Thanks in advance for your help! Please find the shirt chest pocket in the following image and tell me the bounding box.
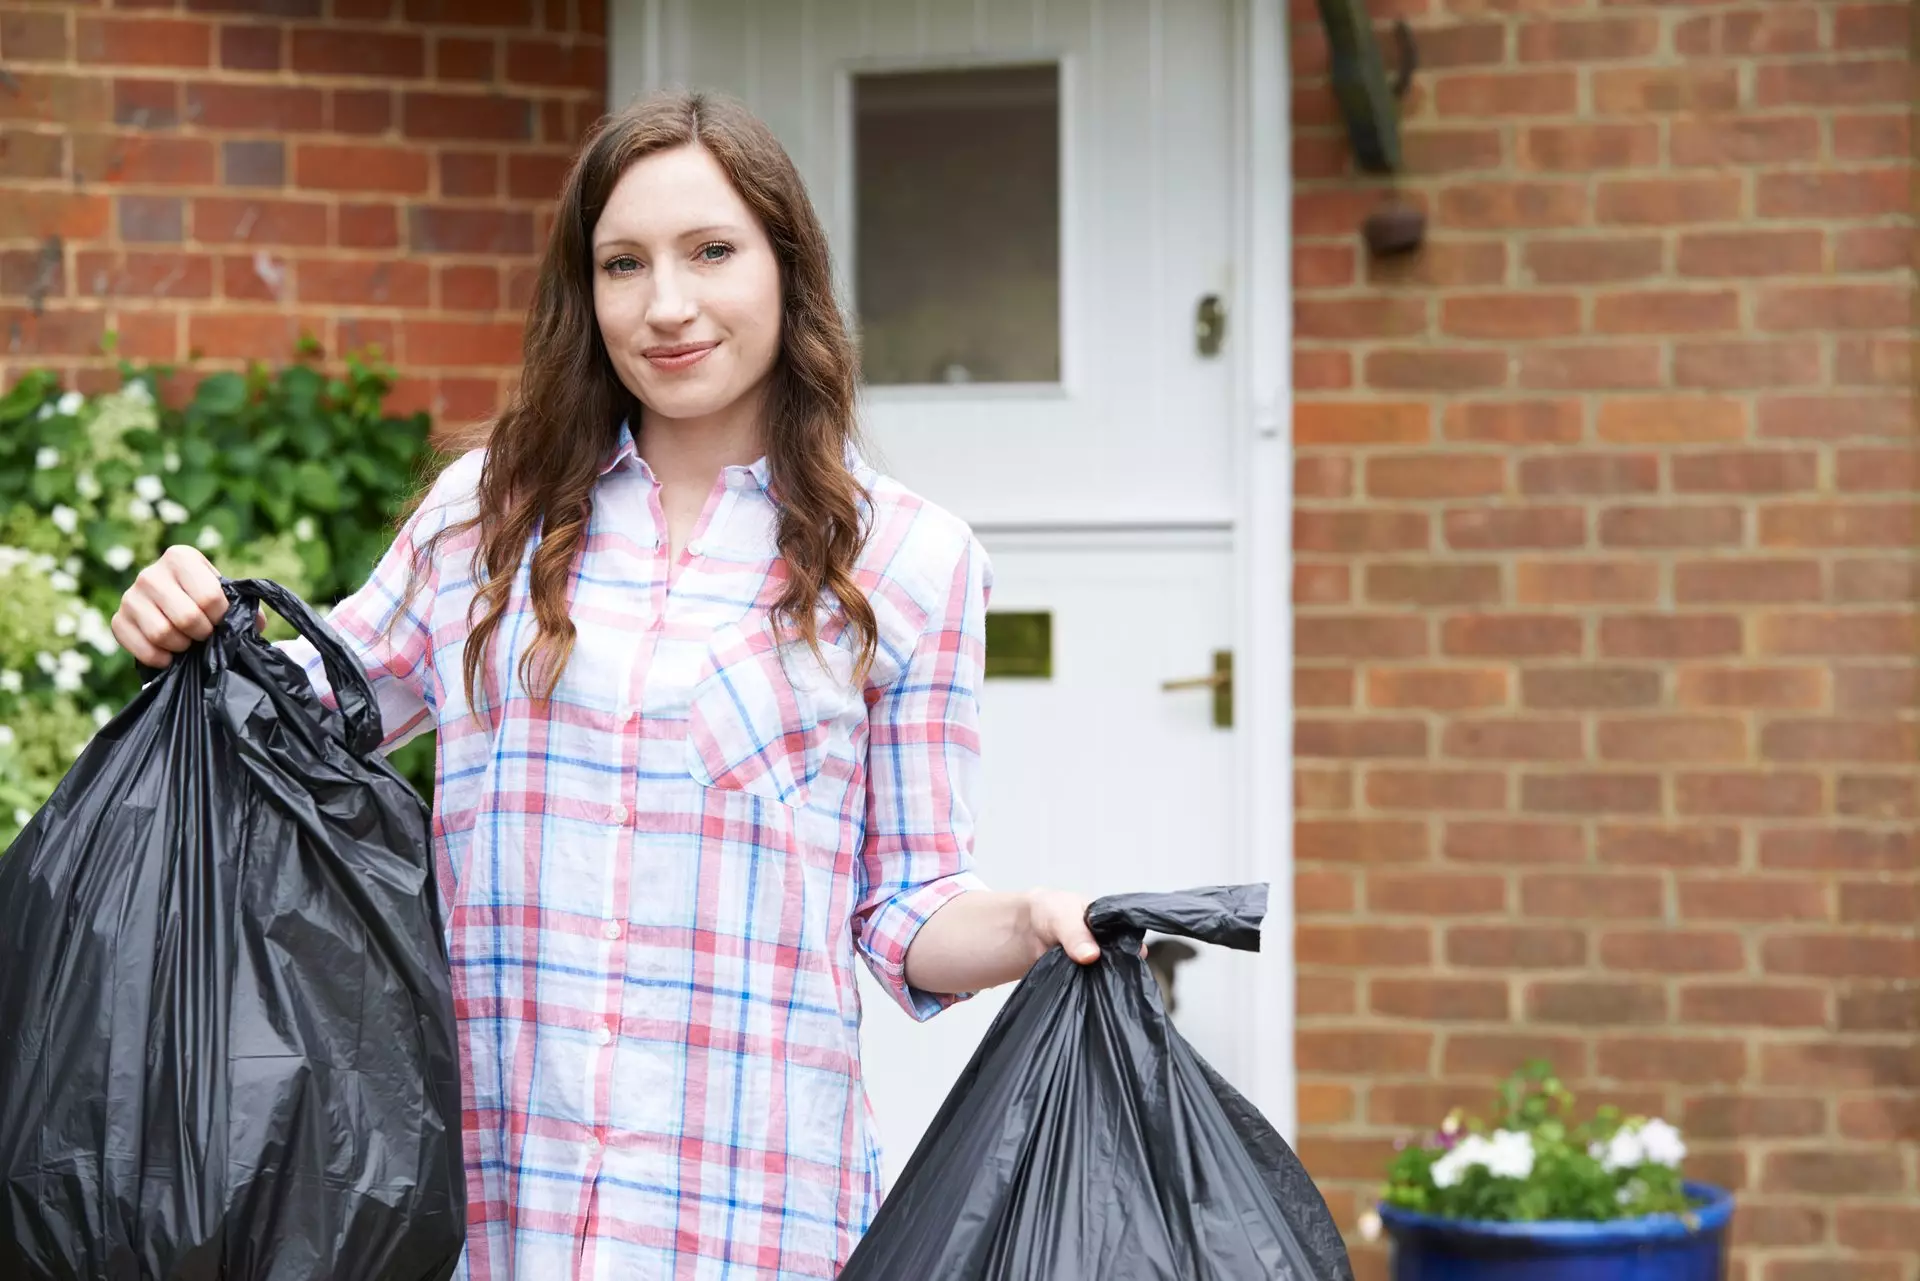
[684,621,860,810]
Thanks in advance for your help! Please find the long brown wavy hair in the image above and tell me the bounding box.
[412,91,876,712]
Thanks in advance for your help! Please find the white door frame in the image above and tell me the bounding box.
[607,0,1296,1141]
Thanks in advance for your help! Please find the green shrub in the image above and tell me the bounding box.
[0,343,441,845]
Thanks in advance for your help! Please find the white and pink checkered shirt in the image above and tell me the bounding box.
[281,419,990,1280]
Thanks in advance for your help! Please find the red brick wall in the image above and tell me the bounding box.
[1289,1,1916,1278]
[0,0,605,425]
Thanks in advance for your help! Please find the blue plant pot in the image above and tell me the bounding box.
[1379,1182,1734,1281]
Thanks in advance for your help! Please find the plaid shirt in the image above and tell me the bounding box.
[280,421,990,1280]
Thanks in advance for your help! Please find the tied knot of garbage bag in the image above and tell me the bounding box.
[842,882,1355,1281]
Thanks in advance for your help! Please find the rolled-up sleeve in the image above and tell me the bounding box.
[851,531,993,1020]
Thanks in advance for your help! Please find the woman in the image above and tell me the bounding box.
[110,91,1101,1280]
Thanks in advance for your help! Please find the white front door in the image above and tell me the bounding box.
[614,0,1263,1185]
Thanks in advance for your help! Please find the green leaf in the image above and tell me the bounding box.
[194,372,248,417]
[169,469,219,510]
[293,460,343,511]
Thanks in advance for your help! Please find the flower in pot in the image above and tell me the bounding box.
[1361,1061,1734,1280]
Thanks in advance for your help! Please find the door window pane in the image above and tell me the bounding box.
[852,64,1061,386]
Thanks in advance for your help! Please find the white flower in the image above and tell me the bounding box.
[0,669,20,693]
[124,381,154,406]
[53,668,82,693]
[63,557,81,575]
[1432,1130,1536,1190]
[157,500,189,525]
[293,516,317,543]
[91,704,112,729]
[11,809,28,827]
[195,526,223,551]
[127,498,155,522]
[1593,1129,1645,1174]
[56,391,84,416]
[1637,1119,1686,1169]
[54,613,76,637]
[76,608,116,655]
[133,475,165,503]
[103,545,135,572]
[0,725,13,749]
[35,404,53,422]
[162,450,181,473]
[35,446,61,470]
[34,652,56,675]
[1357,1210,1382,1244]
[75,471,102,500]
[50,505,77,535]
[49,571,78,593]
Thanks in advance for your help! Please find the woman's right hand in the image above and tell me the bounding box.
[110,545,230,669]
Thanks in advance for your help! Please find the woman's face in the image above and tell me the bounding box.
[591,144,783,430]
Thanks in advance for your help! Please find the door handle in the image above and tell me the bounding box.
[1161,649,1233,729]
[1195,294,1226,357]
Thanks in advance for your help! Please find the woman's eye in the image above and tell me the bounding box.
[604,255,640,276]
[697,242,734,264]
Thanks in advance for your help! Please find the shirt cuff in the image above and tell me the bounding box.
[858,871,990,1021]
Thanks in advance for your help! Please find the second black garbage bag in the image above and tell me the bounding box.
[0,579,466,1281]
[840,883,1354,1281]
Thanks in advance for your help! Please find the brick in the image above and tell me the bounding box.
[1523,236,1661,285]
[1295,1084,1354,1127]
[1600,505,1743,548]
[1520,122,1658,171]
[1296,719,1429,759]
[1293,244,1355,290]
[1600,825,1741,868]
[1295,766,1353,813]
[1366,240,1508,289]
[1522,345,1665,392]
[1442,294,1580,340]
[1837,1207,1920,1253]
[1522,667,1659,710]
[1293,563,1350,605]
[1592,66,1739,114]
[435,36,499,82]
[1762,827,1915,873]
[403,318,523,367]
[1676,230,1824,280]
[1516,560,1659,605]
[1,10,68,61]
[1444,507,1585,551]
[1597,396,1747,444]
[1443,400,1583,445]
[1294,456,1352,499]
[117,195,182,243]
[1433,70,1577,117]
[1297,297,1430,344]
[1758,169,1908,220]
[1296,975,1356,1019]
[1437,181,1586,230]
[339,203,399,250]
[1297,1030,1432,1075]
[1297,924,1434,968]
[1834,560,1919,603]
[1367,454,1505,499]
[1373,978,1509,1022]
[1764,717,1919,765]
[1443,1033,1587,1081]
[78,16,212,68]
[1839,1095,1918,1141]
[186,0,320,13]
[1522,873,1664,920]
[1674,8,1820,56]
[1294,511,1431,553]
[74,250,214,300]
[222,140,284,188]
[1683,1096,1826,1140]
[1368,871,1507,915]
[1674,560,1823,605]
[1523,773,1662,815]
[0,248,65,300]
[184,82,324,131]
[1756,60,1910,108]
[1294,868,1355,915]
[1294,401,1431,445]
[1296,820,1429,866]
[1731,1203,1829,1252]
[0,130,66,180]
[1364,348,1508,391]
[504,36,603,90]
[331,89,394,135]
[294,143,430,195]
[1400,127,1505,176]
[1835,227,1913,274]
[192,196,329,247]
[1518,454,1658,496]
[1833,112,1909,161]
[1601,614,1741,658]
[219,24,281,71]
[112,312,180,363]
[220,253,285,304]
[0,308,107,357]
[1443,614,1583,656]
[187,312,321,362]
[1769,614,1920,658]
[290,28,425,78]
[1517,16,1658,62]
[1597,177,1742,226]
[1368,769,1506,812]
[1597,1037,1745,1084]
[1840,879,1918,926]
[1763,1151,1906,1197]
[1762,503,1918,549]
[402,0,535,26]
[1364,563,1502,608]
[1367,668,1507,711]
[1761,284,1910,334]
[1681,984,1828,1029]
[1677,665,1824,710]
[1295,351,1351,390]
[1833,340,1909,388]
[1297,616,1429,659]
[402,91,533,142]
[408,206,534,254]
[1527,981,1665,1025]
[1837,775,1919,820]
[1442,720,1585,762]
[1593,290,1739,336]
[1295,188,1402,237]
[1670,118,1820,168]
[1367,1083,1488,1128]
[71,133,216,185]
[4,73,111,128]
[298,259,430,309]
[1447,926,1585,970]
[438,264,501,312]
[1675,450,1819,495]
[1295,667,1354,710]
[1599,716,1746,763]
[1763,934,1917,980]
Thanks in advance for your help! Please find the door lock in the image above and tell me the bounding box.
[1161,649,1233,729]
[1195,294,1226,357]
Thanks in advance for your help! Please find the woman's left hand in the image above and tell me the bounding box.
[1027,888,1101,965]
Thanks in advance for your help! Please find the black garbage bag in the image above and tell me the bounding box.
[841,883,1354,1281]
[0,579,466,1281]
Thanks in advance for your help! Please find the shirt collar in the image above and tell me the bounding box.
[598,419,860,491]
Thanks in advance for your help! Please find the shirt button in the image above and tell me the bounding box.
[595,1025,613,1046]
[687,541,705,556]
[609,804,628,825]
[603,920,622,940]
